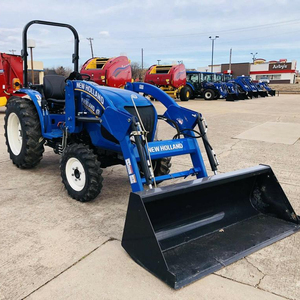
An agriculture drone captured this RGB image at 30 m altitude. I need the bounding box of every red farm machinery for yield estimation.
[80,56,132,88]
[0,53,23,106]
[144,63,190,101]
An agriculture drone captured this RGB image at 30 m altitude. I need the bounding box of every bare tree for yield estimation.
[131,62,146,81]
[55,66,72,77]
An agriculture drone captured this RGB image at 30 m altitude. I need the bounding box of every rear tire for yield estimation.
[4,96,44,168]
[153,157,172,184]
[204,89,215,100]
[60,143,103,202]
[180,86,190,101]
[154,157,171,177]
[189,90,195,100]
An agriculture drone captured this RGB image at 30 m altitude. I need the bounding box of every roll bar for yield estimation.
[21,20,79,87]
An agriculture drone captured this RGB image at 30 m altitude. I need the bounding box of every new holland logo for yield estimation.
[75,82,104,105]
[148,143,183,153]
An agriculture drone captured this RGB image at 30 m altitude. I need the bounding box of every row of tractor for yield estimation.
[0,53,275,108]
[144,63,276,101]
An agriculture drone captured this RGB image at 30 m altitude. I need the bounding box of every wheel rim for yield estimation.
[66,157,86,192]
[205,92,212,99]
[186,91,190,98]
[7,112,23,155]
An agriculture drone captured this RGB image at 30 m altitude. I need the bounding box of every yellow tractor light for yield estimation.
[12,78,21,90]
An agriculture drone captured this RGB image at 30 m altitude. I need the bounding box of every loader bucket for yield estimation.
[238,92,247,100]
[269,90,276,96]
[247,91,253,99]
[226,93,238,101]
[122,165,300,289]
[258,91,267,97]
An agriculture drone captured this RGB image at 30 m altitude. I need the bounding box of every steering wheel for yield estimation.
[65,71,91,81]
[80,73,91,81]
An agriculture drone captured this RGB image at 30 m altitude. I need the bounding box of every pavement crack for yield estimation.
[218,139,242,157]
[244,257,266,288]
[215,273,292,300]
[244,257,264,275]
[21,237,118,299]
[256,273,266,288]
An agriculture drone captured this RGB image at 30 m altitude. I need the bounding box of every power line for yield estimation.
[93,18,300,40]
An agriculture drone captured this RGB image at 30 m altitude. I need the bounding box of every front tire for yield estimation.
[204,89,215,100]
[60,143,103,202]
[4,96,44,168]
[180,86,190,101]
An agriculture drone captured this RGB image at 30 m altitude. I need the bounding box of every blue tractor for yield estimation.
[185,71,228,100]
[220,73,247,100]
[4,20,299,290]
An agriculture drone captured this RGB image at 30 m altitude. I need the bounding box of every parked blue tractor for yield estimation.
[4,20,299,289]
[185,71,226,100]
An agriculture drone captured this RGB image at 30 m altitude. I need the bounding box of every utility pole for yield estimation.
[209,36,219,73]
[229,48,232,74]
[141,48,143,71]
[9,49,16,55]
[87,38,94,58]
[157,59,161,65]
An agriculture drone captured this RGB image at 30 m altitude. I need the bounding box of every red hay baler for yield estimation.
[144,64,190,101]
[80,56,132,88]
[0,53,23,106]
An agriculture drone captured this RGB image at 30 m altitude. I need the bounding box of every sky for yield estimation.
[0,0,300,70]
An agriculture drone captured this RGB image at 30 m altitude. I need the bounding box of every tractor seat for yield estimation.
[43,75,66,106]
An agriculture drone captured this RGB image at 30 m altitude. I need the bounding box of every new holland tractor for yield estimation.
[185,71,230,101]
[4,20,300,289]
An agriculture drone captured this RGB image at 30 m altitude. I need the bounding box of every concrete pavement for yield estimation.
[0,94,299,300]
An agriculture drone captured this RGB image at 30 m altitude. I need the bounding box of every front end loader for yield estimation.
[257,81,276,96]
[4,20,300,290]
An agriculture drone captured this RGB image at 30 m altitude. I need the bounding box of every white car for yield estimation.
[259,77,270,84]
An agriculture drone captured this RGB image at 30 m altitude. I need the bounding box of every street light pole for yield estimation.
[209,36,219,73]
[157,59,161,65]
[27,39,36,85]
[141,48,143,71]
[87,37,94,58]
[250,52,258,63]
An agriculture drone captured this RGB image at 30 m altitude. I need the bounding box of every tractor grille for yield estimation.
[125,106,155,141]
[101,105,155,144]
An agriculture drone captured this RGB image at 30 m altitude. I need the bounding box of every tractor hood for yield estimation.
[74,80,152,113]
